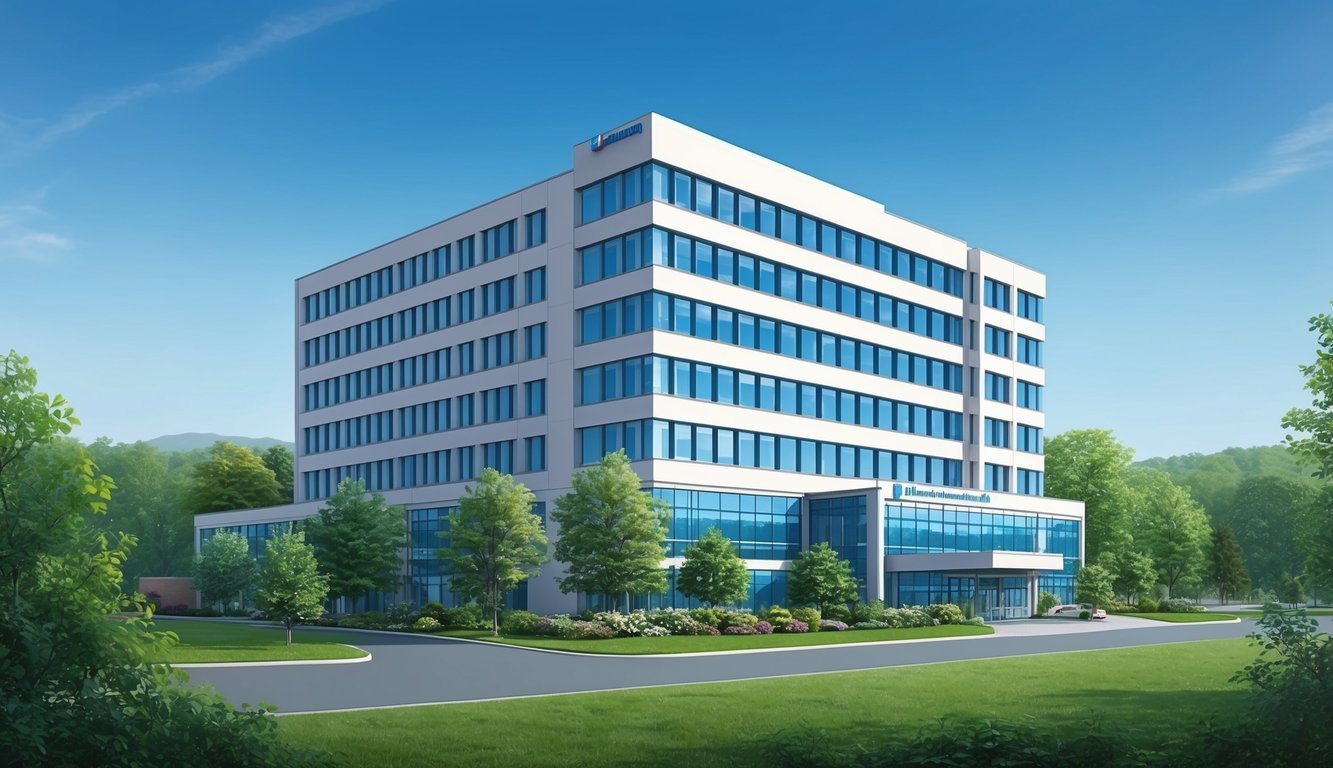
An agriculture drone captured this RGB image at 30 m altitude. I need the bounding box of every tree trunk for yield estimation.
[286,622,293,646]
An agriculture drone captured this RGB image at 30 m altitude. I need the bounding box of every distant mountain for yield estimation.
[144,433,294,453]
[1134,444,1318,522]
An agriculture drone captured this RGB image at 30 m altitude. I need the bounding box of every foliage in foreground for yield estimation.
[760,605,1333,768]
[0,350,328,767]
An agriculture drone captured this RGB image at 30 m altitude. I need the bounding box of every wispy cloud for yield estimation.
[0,200,72,262]
[4,0,390,157]
[1215,102,1333,195]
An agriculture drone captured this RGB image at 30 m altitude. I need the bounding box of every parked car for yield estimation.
[1092,608,1107,620]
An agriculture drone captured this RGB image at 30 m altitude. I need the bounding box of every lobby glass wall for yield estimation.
[408,504,543,610]
[808,495,867,601]
[652,488,800,560]
[609,568,788,613]
[885,501,1082,606]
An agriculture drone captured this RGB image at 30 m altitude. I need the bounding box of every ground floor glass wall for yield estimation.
[895,572,1030,621]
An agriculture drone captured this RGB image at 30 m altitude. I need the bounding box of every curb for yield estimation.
[173,648,372,669]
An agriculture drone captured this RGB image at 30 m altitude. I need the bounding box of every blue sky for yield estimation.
[2,1,1330,460]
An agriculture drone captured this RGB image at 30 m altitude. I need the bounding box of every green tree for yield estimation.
[1075,564,1115,610]
[551,450,669,611]
[1230,476,1314,589]
[1128,468,1211,597]
[438,468,548,635]
[303,478,406,614]
[255,530,329,645]
[1283,303,1333,479]
[183,441,284,514]
[1278,572,1307,608]
[262,444,295,504]
[1303,486,1333,603]
[1098,550,1158,604]
[0,350,322,765]
[677,527,749,608]
[86,438,193,581]
[1211,522,1250,605]
[787,542,860,613]
[191,530,256,611]
[1044,429,1136,563]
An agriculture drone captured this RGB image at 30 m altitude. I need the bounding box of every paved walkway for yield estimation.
[175,615,1328,715]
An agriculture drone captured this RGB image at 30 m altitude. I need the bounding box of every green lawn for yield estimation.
[436,624,992,654]
[149,620,368,663]
[1117,612,1239,623]
[281,638,1256,768]
[1231,607,1333,616]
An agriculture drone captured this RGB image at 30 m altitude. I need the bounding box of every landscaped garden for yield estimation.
[305,599,992,654]
[149,619,368,663]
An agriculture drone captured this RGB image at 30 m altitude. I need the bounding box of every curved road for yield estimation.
[175,616,1330,714]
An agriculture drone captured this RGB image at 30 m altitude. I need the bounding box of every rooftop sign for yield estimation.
[590,122,642,152]
[892,483,992,505]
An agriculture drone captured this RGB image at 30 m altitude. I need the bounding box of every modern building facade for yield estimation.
[195,113,1084,621]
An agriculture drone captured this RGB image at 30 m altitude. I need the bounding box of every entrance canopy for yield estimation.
[884,550,1066,573]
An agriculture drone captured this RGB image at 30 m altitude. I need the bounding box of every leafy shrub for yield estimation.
[448,603,489,629]
[822,603,853,623]
[412,616,441,632]
[819,620,848,631]
[961,616,986,626]
[568,620,616,640]
[852,621,889,629]
[502,610,542,635]
[754,620,774,634]
[646,608,719,635]
[926,603,965,625]
[689,608,721,628]
[1160,598,1206,613]
[386,603,418,624]
[723,625,757,635]
[156,605,222,617]
[1247,588,1278,604]
[883,606,935,628]
[850,599,887,624]
[537,615,574,637]
[762,605,793,632]
[1035,592,1060,616]
[791,607,821,632]
[718,610,758,630]
[339,610,389,629]
[1106,601,1136,614]
[594,610,669,637]
[419,602,448,622]
[1079,610,1092,620]
[786,618,809,633]
[1136,596,1160,613]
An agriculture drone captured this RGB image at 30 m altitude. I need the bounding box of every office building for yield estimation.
[195,113,1084,620]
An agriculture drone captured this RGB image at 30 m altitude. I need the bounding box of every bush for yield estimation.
[852,621,889,629]
[754,620,774,634]
[1247,588,1278,604]
[1137,596,1160,613]
[819,620,848,631]
[723,625,757,635]
[568,620,616,640]
[762,606,793,632]
[1160,598,1206,613]
[822,603,853,623]
[537,615,574,637]
[339,610,389,629]
[1106,601,1136,614]
[961,616,986,626]
[646,608,719,636]
[594,611,670,637]
[386,603,418,624]
[1035,591,1060,616]
[791,607,821,632]
[419,602,448,622]
[883,606,936,629]
[718,610,758,631]
[689,608,721,628]
[1079,610,1091,620]
[786,618,809,633]
[447,603,490,629]
[156,605,222,617]
[926,603,965,625]
[850,599,886,624]
[502,610,541,635]
[412,616,440,632]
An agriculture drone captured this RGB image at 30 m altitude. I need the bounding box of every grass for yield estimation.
[435,624,992,654]
[149,619,368,663]
[280,638,1257,767]
[1230,607,1333,616]
[1117,612,1239,623]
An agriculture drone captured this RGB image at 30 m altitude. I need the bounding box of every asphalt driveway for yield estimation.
[173,615,1326,714]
